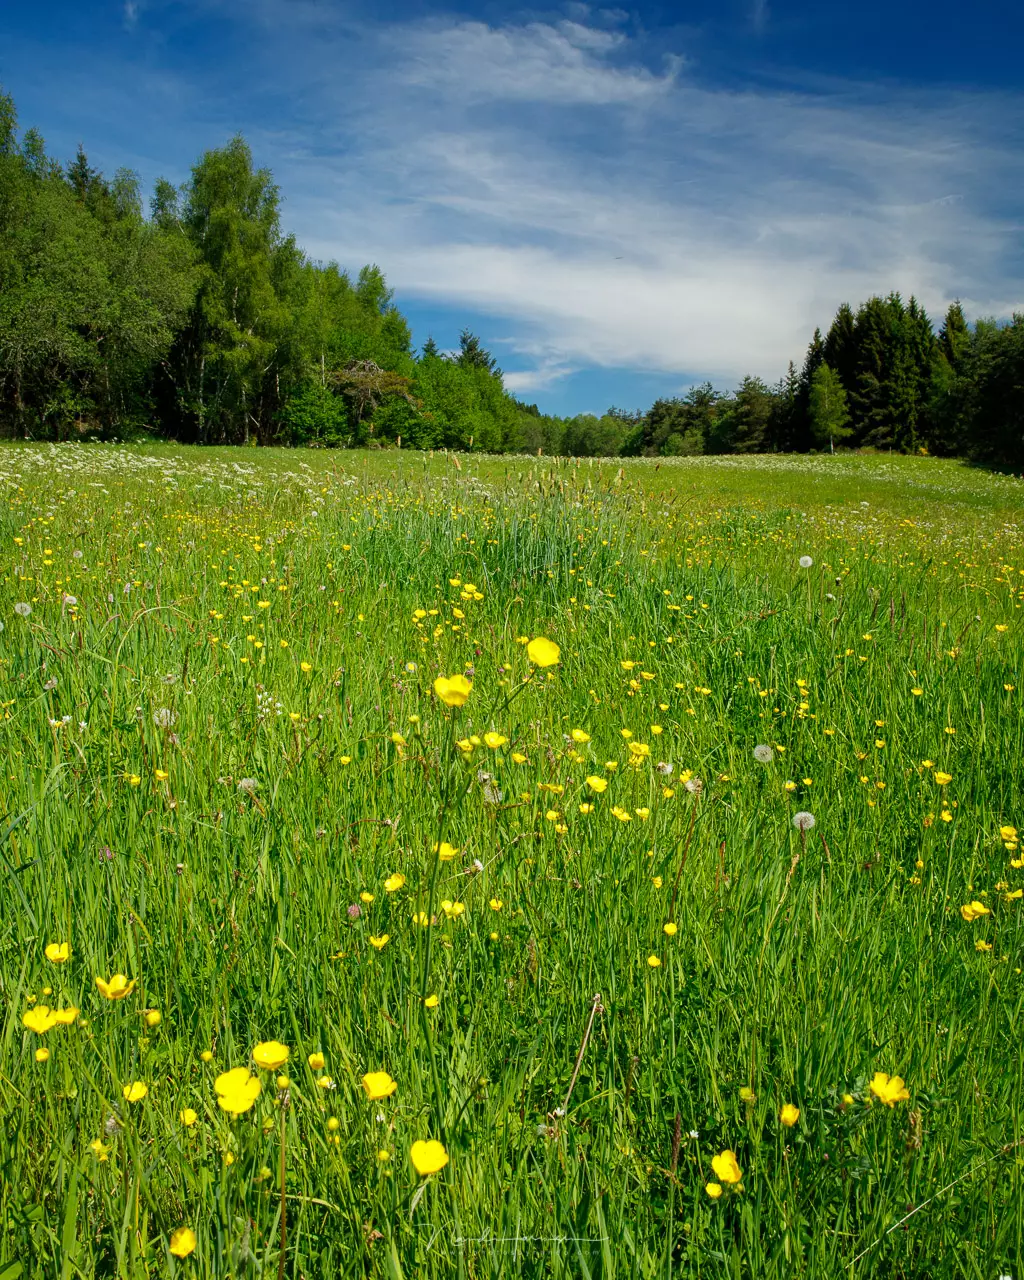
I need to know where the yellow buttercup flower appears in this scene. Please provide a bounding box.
[23,1006,58,1033]
[215,1067,262,1115]
[252,1041,289,1071]
[571,729,591,743]
[122,1081,148,1103]
[433,674,472,707]
[526,637,560,667]
[369,934,390,949]
[45,942,70,964]
[362,1071,398,1100]
[933,771,952,785]
[779,1103,800,1127]
[307,1052,325,1070]
[646,955,661,968]
[180,1108,198,1126]
[169,1227,197,1258]
[705,1182,723,1199]
[95,974,137,1001]
[410,1139,449,1175]
[483,732,508,749]
[434,842,460,861]
[869,1072,910,1106]
[960,900,991,922]
[585,775,607,793]
[711,1150,742,1183]
[384,873,406,892]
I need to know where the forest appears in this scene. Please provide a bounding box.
[1,86,1022,466]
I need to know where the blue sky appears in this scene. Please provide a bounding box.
[2,1,1022,416]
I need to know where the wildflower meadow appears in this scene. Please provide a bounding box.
[1,443,1022,1278]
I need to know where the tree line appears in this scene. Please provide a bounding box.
[1,87,1021,466]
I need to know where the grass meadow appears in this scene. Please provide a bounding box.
[0,443,1022,1279]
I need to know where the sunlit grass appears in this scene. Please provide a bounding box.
[0,443,1022,1278]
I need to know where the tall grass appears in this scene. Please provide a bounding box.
[0,443,1021,1278]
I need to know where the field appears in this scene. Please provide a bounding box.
[1,443,1022,1279]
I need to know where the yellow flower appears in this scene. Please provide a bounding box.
[215,1067,262,1115]
[483,732,508,749]
[911,687,923,695]
[384,872,406,892]
[45,942,70,964]
[145,1009,161,1027]
[122,1081,148,1103]
[433,674,472,707]
[369,934,390,949]
[180,1108,198,1126]
[155,769,169,781]
[434,842,460,861]
[252,1041,289,1071]
[308,1052,325,1070]
[579,803,594,814]
[738,1087,755,1103]
[585,775,608,793]
[647,955,662,968]
[489,898,503,911]
[663,922,677,937]
[779,1103,800,1127]
[441,900,465,918]
[960,900,991,922]
[360,891,374,903]
[200,1050,214,1063]
[362,1071,398,1100]
[23,1006,58,1033]
[571,729,591,743]
[711,1150,742,1183]
[869,1072,909,1106]
[95,974,137,1001]
[35,1047,50,1063]
[526,637,560,667]
[511,752,528,764]
[410,1139,449,1175]
[169,1227,197,1258]
[423,994,439,1008]
[975,938,993,952]
[90,1139,110,1162]
[705,1182,723,1199]
[933,771,952,785]
[611,806,631,822]
[999,825,1018,841]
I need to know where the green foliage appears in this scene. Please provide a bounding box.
[0,446,1022,1277]
[808,363,852,450]
[0,82,1022,464]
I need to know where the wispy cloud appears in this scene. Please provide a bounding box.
[11,2,1024,392]
[253,8,1023,386]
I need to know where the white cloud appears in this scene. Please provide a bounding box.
[16,2,1023,389]
[386,16,680,105]
[274,15,1024,384]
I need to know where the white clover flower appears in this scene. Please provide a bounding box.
[793,811,816,831]
[14,602,31,617]
[798,555,813,569]
[753,744,774,764]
